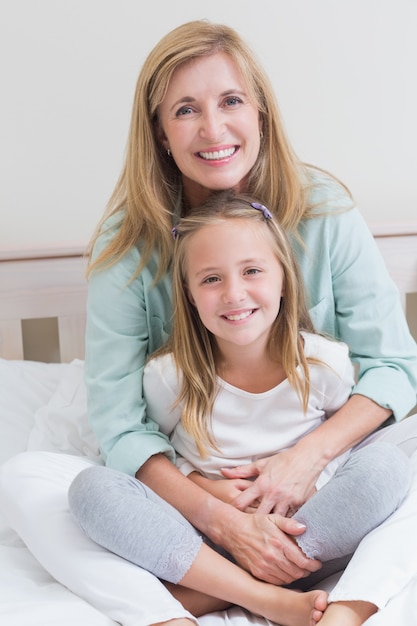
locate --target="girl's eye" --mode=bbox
[203,276,220,284]
[245,268,261,275]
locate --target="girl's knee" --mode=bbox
[353,442,411,502]
[68,466,104,521]
[69,465,106,504]
[68,465,140,521]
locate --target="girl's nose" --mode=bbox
[222,278,246,304]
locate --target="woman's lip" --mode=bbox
[197,146,238,161]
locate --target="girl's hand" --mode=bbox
[188,472,259,512]
[221,448,319,516]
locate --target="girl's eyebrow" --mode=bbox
[193,257,266,278]
[194,266,220,278]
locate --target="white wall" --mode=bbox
[1,0,416,253]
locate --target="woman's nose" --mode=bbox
[199,109,225,141]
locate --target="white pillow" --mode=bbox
[0,358,66,464]
[27,360,103,463]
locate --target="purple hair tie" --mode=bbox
[251,202,273,219]
[171,225,178,240]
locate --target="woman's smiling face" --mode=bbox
[157,52,261,208]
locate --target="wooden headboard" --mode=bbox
[1,222,416,363]
[0,248,88,362]
[369,221,417,311]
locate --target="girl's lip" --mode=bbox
[221,309,255,322]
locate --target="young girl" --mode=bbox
[69,192,411,625]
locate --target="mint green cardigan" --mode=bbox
[85,176,417,476]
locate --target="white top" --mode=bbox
[144,332,355,489]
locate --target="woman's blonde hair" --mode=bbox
[87,19,346,279]
[158,191,317,456]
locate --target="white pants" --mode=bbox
[327,413,417,612]
[1,414,417,626]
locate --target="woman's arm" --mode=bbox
[136,453,322,585]
[225,334,393,515]
[227,191,417,515]
[296,194,417,420]
[224,394,391,515]
[85,215,176,475]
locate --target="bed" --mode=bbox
[1,223,417,626]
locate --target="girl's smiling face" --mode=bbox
[184,218,284,356]
[158,52,261,208]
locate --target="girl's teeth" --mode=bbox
[225,310,252,321]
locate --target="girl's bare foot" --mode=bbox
[318,600,377,626]
[175,540,328,626]
[252,587,328,626]
[154,587,327,626]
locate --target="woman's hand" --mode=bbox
[221,447,320,516]
[138,453,321,584]
[221,510,322,585]
[222,396,393,516]
[186,471,321,583]
[187,472,259,512]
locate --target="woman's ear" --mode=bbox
[154,119,169,152]
[258,114,263,138]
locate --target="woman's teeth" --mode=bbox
[199,147,236,160]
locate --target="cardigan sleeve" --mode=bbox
[330,208,417,418]
[85,215,176,476]
[298,199,417,420]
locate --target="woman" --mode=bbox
[1,19,417,626]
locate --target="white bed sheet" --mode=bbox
[0,359,117,626]
[2,358,417,626]
[0,358,278,626]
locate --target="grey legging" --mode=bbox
[68,441,411,586]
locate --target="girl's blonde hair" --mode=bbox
[87,19,348,280]
[159,191,317,456]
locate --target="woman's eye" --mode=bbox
[224,96,242,107]
[176,105,193,117]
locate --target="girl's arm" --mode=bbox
[187,471,259,512]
